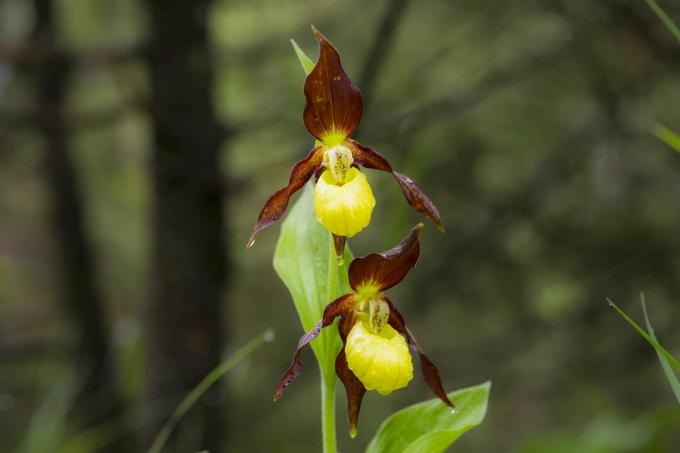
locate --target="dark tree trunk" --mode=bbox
[31,0,124,445]
[143,0,227,451]
[358,0,411,106]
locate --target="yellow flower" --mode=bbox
[345,318,413,395]
[313,167,375,237]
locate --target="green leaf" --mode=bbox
[291,38,315,76]
[608,299,680,375]
[366,381,491,453]
[646,0,680,45]
[653,124,680,153]
[640,294,680,404]
[273,184,353,381]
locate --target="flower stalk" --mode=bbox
[320,368,337,453]
[321,234,339,452]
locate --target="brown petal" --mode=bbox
[303,29,363,141]
[274,293,355,401]
[336,314,366,438]
[246,146,323,248]
[385,298,455,408]
[349,140,445,231]
[348,223,423,292]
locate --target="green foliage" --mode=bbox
[273,184,353,382]
[147,330,273,453]
[646,0,680,45]
[18,331,272,453]
[19,372,76,453]
[609,298,680,402]
[366,381,490,453]
[640,295,680,404]
[291,38,315,76]
[653,124,680,154]
[517,409,679,453]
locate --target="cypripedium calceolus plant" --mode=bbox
[274,224,455,437]
[246,29,444,259]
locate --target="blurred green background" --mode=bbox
[1,0,680,451]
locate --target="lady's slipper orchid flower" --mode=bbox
[246,29,444,258]
[273,224,455,437]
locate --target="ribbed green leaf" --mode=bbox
[366,382,491,453]
[273,184,352,380]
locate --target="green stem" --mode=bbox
[320,234,338,453]
[320,370,337,453]
[326,235,338,304]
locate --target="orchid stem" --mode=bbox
[320,235,338,453]
[320,370,337,453]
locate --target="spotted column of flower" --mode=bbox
[273,224,454,437]
[246,29,444,259]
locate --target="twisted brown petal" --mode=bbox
[348,140,444,231]
[274,293,355,401]
[303,29,363,141]
[348,223,423,292]
[385,298,455,408]
[336,313,366,438]
[247,146,324,248]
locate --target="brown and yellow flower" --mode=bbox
[246,29,444,258]
[273,224,454,437]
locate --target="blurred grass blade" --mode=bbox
[646,0,680,45]
[653,124,680,153]
[147,330,274,453]
[640,294,680,404]
[57,417,123,453]
[366,382,490,453]
[608,299,680,374]
[20,371,77,453]
[291,39,315,75]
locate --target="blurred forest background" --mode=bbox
[1,0,680,451]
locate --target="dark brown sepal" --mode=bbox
[348,139,393,171]
[393,171,445,232]
[303,29,363,141]
[333,234,347,264]
[348,223,423,292]
[247,146,324,248]
[385,299,455,409]
[274,293,355,400]
[336,314,366,438]
[349,140,444,231]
